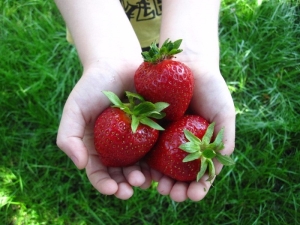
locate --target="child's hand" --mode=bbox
[56,59,235,202]
[149,64,236,202]
[56,63,152,200]
[154,0,235,200]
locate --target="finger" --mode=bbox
[214,112,236,175]
[108,167,134,200]
[187,174,214,201]
[169,181,189,202]
[122,164,146,187]
[57,101,89,169]
[215,112,236,156]
[214,161,224,176]
[139,161,153,189]
[86,153,118,195]
[150,168,164,182]
[156,175,175,196]
[114,182,134,200]
[86,154,134,200]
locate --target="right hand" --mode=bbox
[56,61,154,200]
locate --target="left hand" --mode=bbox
[148,62,236,202]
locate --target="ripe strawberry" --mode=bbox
[134,39,194,121]
[146,115,235,182]
[94,91,169,167]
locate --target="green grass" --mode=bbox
[1,0,299,224]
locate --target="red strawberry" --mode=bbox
[94,91,169,167]
[146,115,235,182]
[134,39,194,121]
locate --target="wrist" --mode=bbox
[159,0,221,75]
[177,51,219,69]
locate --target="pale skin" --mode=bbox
[55,0,235,202]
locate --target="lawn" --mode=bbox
[1,0,299,224]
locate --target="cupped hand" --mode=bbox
[56,61,153,200]
[149,63,236,202]
[56,59,235,202]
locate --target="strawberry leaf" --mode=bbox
[102,91,124,108]
[173,39,182,49]
[169,49,183,55]
[125,91,145,102]
[141,38,183,63]
[207,159,216,182]
[216,154,235,166]
[149,111,166,119]
[160,46,168,55]
[146,102,169,119]
[183,152,201,162]
[140,117,164,131]
[213,127,224,145]
[183,129,201,145]
[197,158,208,182]
[181,123,235,182]
[103,91,168,132]
[131,115,139,133]
[141,52,151,61]
[210,127,225,151]
[122,107,132,115]
[202,149,217,159]
[180,142,200,153]
[133,102,156,115]
[202,122,215,145]
[154,102,170,112]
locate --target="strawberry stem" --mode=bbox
[102,91,169,133]
[179,123,235,182]
[141,39,183,64]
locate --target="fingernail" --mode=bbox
[70,155,79,168]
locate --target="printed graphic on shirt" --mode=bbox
[66,1,162,47]
[120,0,162,21]
[120,0,162,48]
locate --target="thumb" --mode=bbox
[57,101,89,169]
[214,112,236,175]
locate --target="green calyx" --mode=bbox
[102,91,169,133]
[179,122,235,182]
[141,39,183,64]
